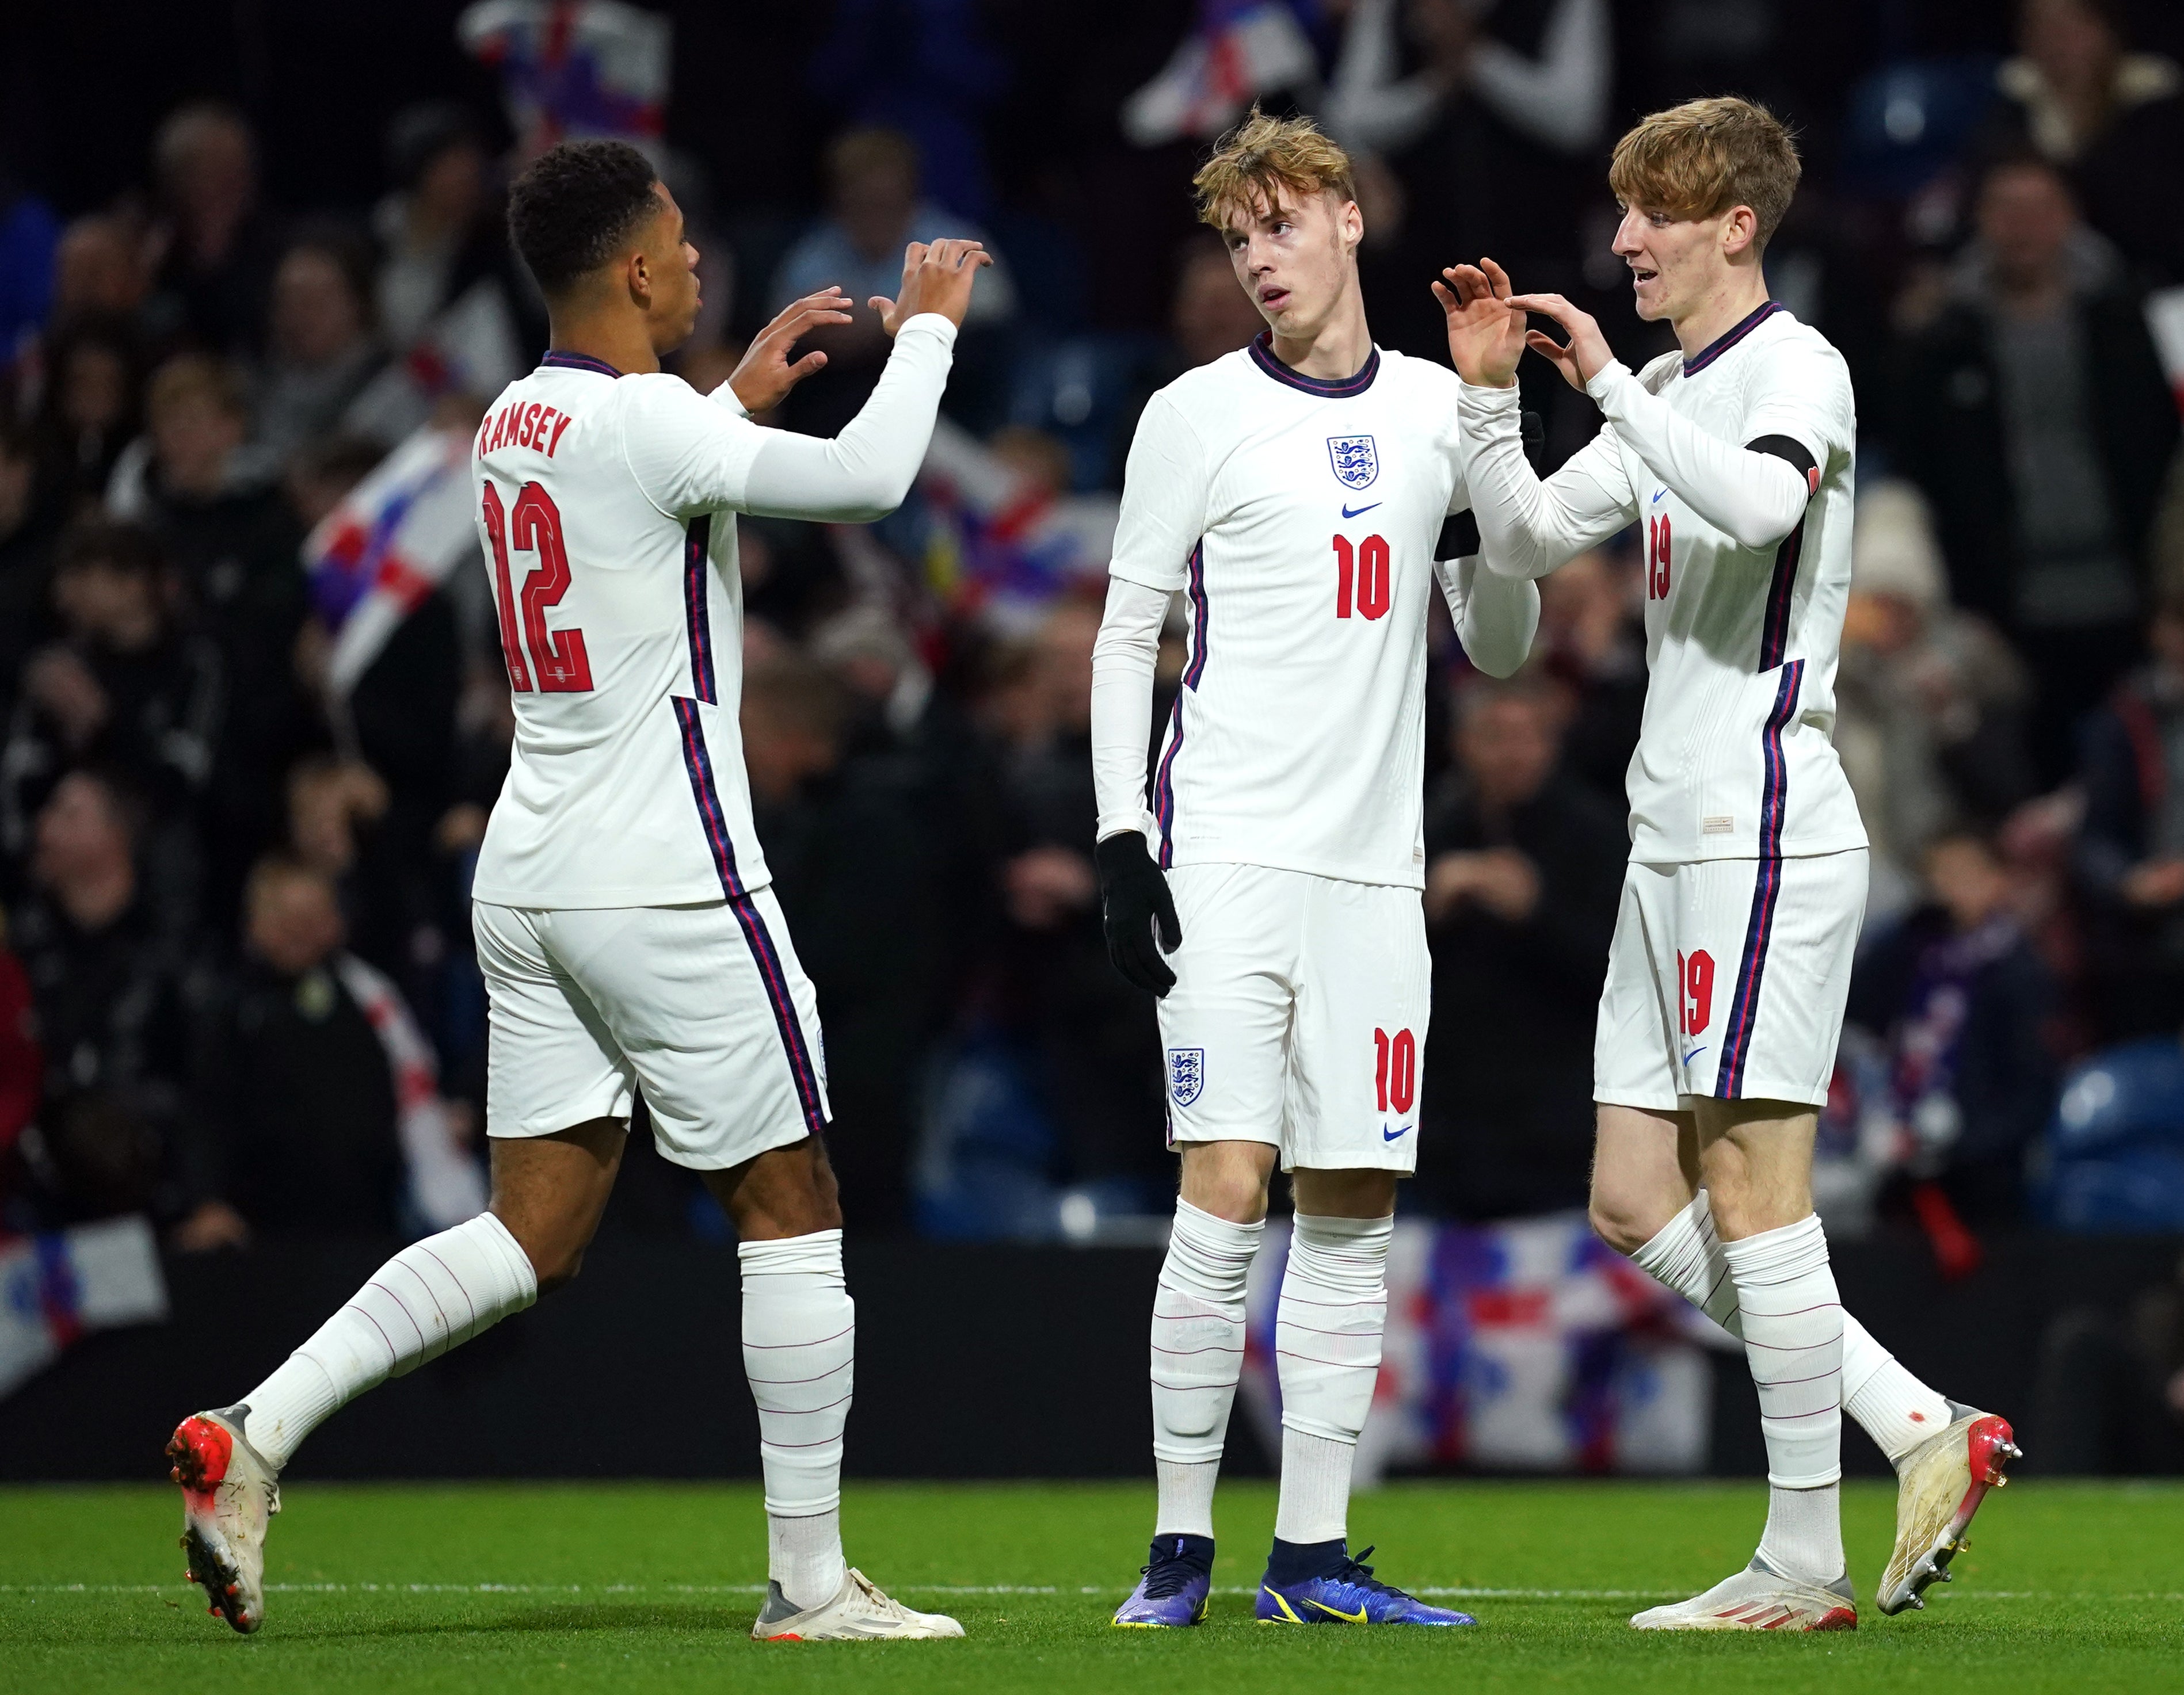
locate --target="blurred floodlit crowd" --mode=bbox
[1,0,2183,1288]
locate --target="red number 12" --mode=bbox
[483,480,593,693]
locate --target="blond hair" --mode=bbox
[1193,108,1356,232]
[1609,96,1801,246]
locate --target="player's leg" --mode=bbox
[565,892,954,1640]
[169,902,634,1633]
[1116,864,1291,1627]
[1253,874,1470,1627]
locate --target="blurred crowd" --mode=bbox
[2,0,2183,1274]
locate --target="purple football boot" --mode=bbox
[1112,1534,1214,1628]
[1256,1543,1476,1627]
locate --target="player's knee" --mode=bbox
[516,1234,587,1296]
[1586,1187,1663,1257]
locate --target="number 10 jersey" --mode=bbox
[1112,333,1478,891]
[466,350,779,910]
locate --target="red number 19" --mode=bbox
[1647,513,1672,602]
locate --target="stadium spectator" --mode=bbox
[0,522,220,904]
[7,770,201,1230]
[253,229,387,465]
[743,650,951,1229]
[2074,588,2184,1041]
[1527,543,1644,813]
[0,422,61,696]
[1413,675,1625,1221]
[984,600,1165,1205]
[146,102,283,357]
[1889,154,2181,782]
[29,314,143,506]
[110,355,312,904]
[1108,234,1270,480]
[48,213,154,329]
[1847,830,2060,1228]
[1834,481,2036,921]
[192,854,479,1236]
[1981,0,2184,284]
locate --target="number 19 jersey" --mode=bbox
[467,350,776,910]
[1112,333,1475,891]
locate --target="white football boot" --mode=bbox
[750,1567,965,1641]
[1631,1556,1857,1632]
[1877,1403,2022,1615]
[167,1405,280,1633]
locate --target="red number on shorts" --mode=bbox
[482,480,593,693]
[1333,534,1391,621]
[1647,513,1672,601]
[1374,1027,1417,1114]
[1678,949,1714,1037]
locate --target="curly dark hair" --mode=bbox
[506,139,662,297]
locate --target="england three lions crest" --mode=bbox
[1328,434,1378,490]
[1168,1047,1205,1108]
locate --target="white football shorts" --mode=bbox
[1594,849,1868,1111]
[1156,863,1429,1173]
[474,891,830,1170]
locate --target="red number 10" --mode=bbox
[1333,533,1390,620]
[483,480,593,693]
[1374,1026,1416,1114]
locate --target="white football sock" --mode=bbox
[1721,1213,1843,1489]
[1756,1479,1844,1583]
[1634,1191,1952,1469]
[1272,1213,1392,1542]
[240,1212,538,1468]
[1150,1199,1262,1538]
[1844,1343,1957,1466]
[741,1229,853,1609]
[1273,1427,1357,1544]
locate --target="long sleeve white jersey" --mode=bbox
[1103,333,1520,891]
[1462,302,1868,864]
[467,316,956,909]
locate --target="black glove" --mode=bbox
[1095,832,1183,996]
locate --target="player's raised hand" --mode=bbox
[726,287,855,413]
[1506,291,1614,392]
[870,238,993,336]
[1433,257,1526,388]
[1095,832,1182,997]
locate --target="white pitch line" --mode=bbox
[7,1582,2184,1602]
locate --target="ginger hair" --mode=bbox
[1608,96,1802,247]
[1192,108,1356,232]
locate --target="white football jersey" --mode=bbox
[1535,304,1866,864]
[1111,333,1476,890]
[465,319,952,910]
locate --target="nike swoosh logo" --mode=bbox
[1308,1597,1369,1623]
[1341,502,1381,519]
[1683,1047,1706,1066]
[1652,488,1666,503]
[1383,1124,1411,1142]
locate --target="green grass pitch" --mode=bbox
[6,1478,2181,1693]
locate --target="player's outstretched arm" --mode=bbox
[727,240,993,523]
[1440,260,1633,581]
[1508,289,1815,552]
[721,287,855,414]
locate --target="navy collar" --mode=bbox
[1682,300,1786,376]
[540,349,624,377]
[1248,329,1379,398]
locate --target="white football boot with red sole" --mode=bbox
[167,1407,280,1633]
[1877,1403,2022,1615]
